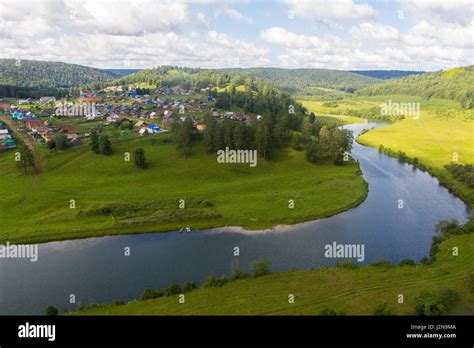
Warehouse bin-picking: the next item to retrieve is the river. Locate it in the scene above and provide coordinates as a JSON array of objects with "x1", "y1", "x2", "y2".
[{"x1": 0, "y1": 121, "x2": 469, "y2": 314}]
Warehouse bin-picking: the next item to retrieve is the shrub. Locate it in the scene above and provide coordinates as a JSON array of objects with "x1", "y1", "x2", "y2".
[
  {"x1": 434, "y1": 219, "x2": 459, "y2": 235},
  {"x1": 251, "y1": 258, "x2": 270, "y2": 278},
  {"x1": 319, "y1": 307, "x2": 346, "y2": 316},
  {"x1": 164, "y1": 283, "x2": 182, "y2": 296},
  {"x1": 399, "y1": 259, "x2": 416, "y2": 266},
  {"x1": 415, "y1": 289, "x2": 459, "y2": 315},
  {"x1": 373, "y1": 303, "x2": 394, "y2": 316},
  {"x1": 468, "y1": 273, "x2": 474, "y2": 293},
  {"x1": 200, "y1": 200, "x2": 213, "y2": 207},
  {"x1": 182, "y1": 281, "x2": 198, "y2": 293},
  {"x1": 45, "y1": 305, "x2": 58, "y2": 316},
  {"x1": 231, "y1": 267, "x2": 250, "y2": 280},
  {"x1": 419, "y1": 256, "x2": 431, "y2": 265},
  {"x1": 140, "y1": 288, "x2": 164, "y2": 300},
  {"x1": 371, "y1": 259, "x2": 391, "y2": 267},
  {"x1": 336, "y1": 260, "x2": 359, "y2": 269},
  {"x1": 202, "y1": 275, "x2": 229, "y2": 288},
  {"x1": 133, "y1": 147, "x2": 147, "y2": 169}
]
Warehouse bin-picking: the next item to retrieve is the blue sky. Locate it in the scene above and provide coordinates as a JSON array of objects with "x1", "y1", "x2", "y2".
[{"x1": 0, "y1": 0, "x2": 472, "y2": 70}]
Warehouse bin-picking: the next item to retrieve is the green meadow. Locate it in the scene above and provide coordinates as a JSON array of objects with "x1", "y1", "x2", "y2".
[
  {"x1": 0, "y1": 131, "x2": 367, "y2": 244},
  {"x1": 74, "y1": 227, "x2": 474, "y2": 315},
  {"x1": 356, "y1": 95, "x2": 474, "y2": 204}
]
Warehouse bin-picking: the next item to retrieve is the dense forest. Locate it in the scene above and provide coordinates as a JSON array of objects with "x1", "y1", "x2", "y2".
[
  {"x1": 222, "y1": 68, "x2": 381, "y2": 96},
  {"x1": 0, "y1": 59, "x2": 115, "y2": 98},
  {"x1": 350, "y1": 70, "x2": 425, "y2": 80},
  {"x1": 357, "y1": 66, "x2": 474, "y2": 109},
  {"x1": 104, "y1": 69, "x2": 141, "y2": 77}
]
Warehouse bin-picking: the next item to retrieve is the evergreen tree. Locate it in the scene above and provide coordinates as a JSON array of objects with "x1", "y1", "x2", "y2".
[
  {"x1": 176, "y1": 118, "x2": 193, "y2": 157},
  {"x1": 256, "y1": 117, "x2": 273, "y2": 159},
  {"x1": 133, "y1": 148, "x2": 147, "y2": 168},
  {"x1": 99, "y1": 135, "x2": 112, "y2": 155},
  {"x1": 90, "y1": 130, "x2": 100, "y2": 153}
]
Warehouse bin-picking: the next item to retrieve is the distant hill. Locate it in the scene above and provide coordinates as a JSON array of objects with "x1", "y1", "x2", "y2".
[
  {"x1": 0, "y1": 59, "x2": 115, "y2": 89},
  {"x1": 222, "y1": 68, "x2": 382, "y2": 96},
  {"x1": 104, "y1": 69, "x2": 141, "y2": 77},
  {"x1": 350, "y1": 70, "x2": 425, "y2": 80},
  {"x1": 357, "y1": 66, "x2": 474, "y2": 108}
]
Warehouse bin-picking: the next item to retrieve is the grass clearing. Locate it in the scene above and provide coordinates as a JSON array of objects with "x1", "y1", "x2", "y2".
[{"x1": 0, "y1": 132, "x2": 367, "y2": 243}]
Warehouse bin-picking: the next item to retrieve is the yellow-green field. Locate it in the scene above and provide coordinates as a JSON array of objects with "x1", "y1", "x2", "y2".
[{"x1": 356, "y1": 95, "x2": 474, "y2": 203}]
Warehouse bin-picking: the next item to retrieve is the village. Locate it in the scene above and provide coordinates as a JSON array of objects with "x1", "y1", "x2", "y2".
[{"x1": 0, "y1": 85, "x2": 261, "y2": 151}]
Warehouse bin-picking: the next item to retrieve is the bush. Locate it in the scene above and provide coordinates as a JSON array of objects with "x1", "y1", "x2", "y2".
[
  {"x1": 420, "y1": 256, "x2": 431, "y2": 265},
  {"x1": 202, "y1": 275, "x2": 229, "y2": 288},
  {"x1": 231, "y1": 267, "x2": 250, "y2": 280},
  {"x1": 140, "y1": 288, "x2": 164, "y2": 300},
  {"x1": 45, "y1": 305, "x2": 58, "y2": 316},
  {"x1": 373, "y1": 303, "x2": 394, "y2": 316},
  {"x1": 182, "y1": 281, "x2": 198, "y2": 293},
  {"x1": 336, "y1": 260, "x2": 359, "y2": 269},
  {"x1": 399, "y1": 259, "x2": 416, "y2": 266},
  {"x1": 319, "y1": 307, "x2": 346, "y2": 316},
  {"x1": 434, "y1": 219, "x2": 459, "y2": 235},
  {"x1": 133, "y1": 147, "x2": 147, "y2": 169},
  {"x1": 164, "y1": 283, "x2": 182, "y2": 296},
  {"x1": 199, "y1": 200, "x2": 213, "y2": 207},
  {"x1": 468, "y1": 273, "x2": 474, "y2": 293},
  {"x1": 415, "y1": 288, "x2": 460, "y2": 315},
  {"x1": 251, "y1": 258, "x2": 270, "y2": 278}
]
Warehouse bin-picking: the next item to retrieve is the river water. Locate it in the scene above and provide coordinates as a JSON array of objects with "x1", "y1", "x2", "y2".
[{"x1": 0, "y1": 122, "x2": 469, "y2": 314}]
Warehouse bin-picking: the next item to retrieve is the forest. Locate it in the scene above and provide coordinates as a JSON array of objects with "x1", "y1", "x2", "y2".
[{"x1": 357, "y1": 66, "x2": 474, "y2": 109}]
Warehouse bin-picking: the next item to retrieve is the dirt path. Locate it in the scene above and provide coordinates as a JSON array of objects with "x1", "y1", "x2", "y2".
[{"x1": 0, "y1": 114, "x2": 41, "y2": 173}]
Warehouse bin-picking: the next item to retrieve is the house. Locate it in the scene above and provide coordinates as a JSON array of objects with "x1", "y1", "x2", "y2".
[
  {"x1": 58, "y1": 124, "x2": 78, "y2": 134},
  {"x1": 0, "y1": 138, "x2": 16, "y2": 151},
  {"x1": 138, "y1": 127, "x2": 148, "y2": 136},
  {"x1": 106, "y1": 113, "x2": 119, "y2": 122},
  {"x1": 25, "y1": 120, "x2": 43, "y2": 131},
  {"x1": 134, "y1": 120, "x2": 147, "y2": 128},
  {"x1": 0, "y1": 129, "x2": 11, "y2": 141},
  {"x1": 37, "y1": 130, "x2": 51, "y2": 142},
  {"x1": 196, "y1": 124, "x2": 206, "y2": 132},
  {"x1": 146, "y1": 124, "x2": 161, "y2": 134},
  {"x1": 39, "y1": 96, "x2": 56, "y2": 103},
  {"x1": 17, "y1": 99, "x2": 30, "y2": 105}
]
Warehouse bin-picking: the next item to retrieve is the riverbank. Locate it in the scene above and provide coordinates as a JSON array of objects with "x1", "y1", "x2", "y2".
[{"x1": 72, "y1": 221, "x2": 474, "y2": 315}]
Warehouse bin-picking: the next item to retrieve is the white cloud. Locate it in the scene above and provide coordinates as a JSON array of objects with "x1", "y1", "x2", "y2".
[
  {"x1": 283, "y1": 0, "x2": 376, "y2": 23},
  {"x1": 400, "y1": 0, "x2": 473, "y2": 25},
  {"x1": 351, "y1": 22, "x2": 400, "y2": 42}
]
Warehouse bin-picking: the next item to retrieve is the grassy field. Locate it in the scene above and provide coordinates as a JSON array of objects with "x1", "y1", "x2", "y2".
[
  {"x1": 74, "y1": 228, "x2": 474, "y2": 315},
  {"x1": 299, "y1": 100, "x2": 367, "y2": 126},
  {"x1": 356, "y1": 95, "x2": 474, "y2": 204},
  {"x1": 0, "y1": 130, "x2": 367, "y2": 244}
]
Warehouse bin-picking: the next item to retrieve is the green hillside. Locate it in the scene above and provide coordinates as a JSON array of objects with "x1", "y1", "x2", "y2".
[
  {"x1": 357, "y1": 66, "x2": 474, "y2": 109},
  {"x1": 223, "y1": 68, "x2": 382, "y2": 96},
  {"x1": 0, "y1": 59, "x2": 115, "y2": 88}
]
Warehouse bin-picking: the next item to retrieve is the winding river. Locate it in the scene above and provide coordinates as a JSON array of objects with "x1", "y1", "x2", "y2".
[{"x1": 0, "y1": 122, "x2": 470, "y2": 314}]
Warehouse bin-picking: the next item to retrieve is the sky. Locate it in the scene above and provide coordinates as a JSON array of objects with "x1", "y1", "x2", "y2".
[{"x1": 0, "y1": 0, "x2": 472, "y2": 71}]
